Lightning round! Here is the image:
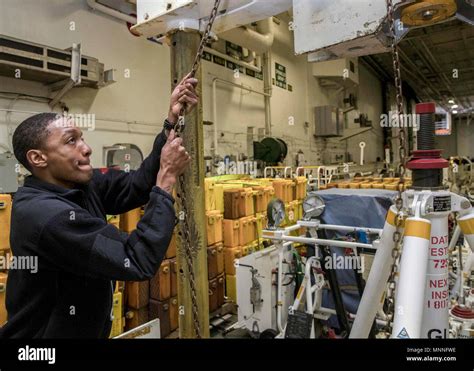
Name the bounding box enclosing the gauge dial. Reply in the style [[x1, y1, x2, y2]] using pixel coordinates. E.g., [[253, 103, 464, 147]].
[[267, 198, 286, 228]]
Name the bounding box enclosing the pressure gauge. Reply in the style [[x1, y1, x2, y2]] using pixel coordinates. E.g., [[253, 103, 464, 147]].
[[303, 194, 325, 220], [267, 198, 286, 229]]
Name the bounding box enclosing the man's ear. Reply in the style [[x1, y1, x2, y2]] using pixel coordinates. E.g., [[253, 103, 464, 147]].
[[26, 149, 48, 169]]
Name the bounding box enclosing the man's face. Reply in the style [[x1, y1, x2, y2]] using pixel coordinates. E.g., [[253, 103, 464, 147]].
[[38, 118, 93, 186]]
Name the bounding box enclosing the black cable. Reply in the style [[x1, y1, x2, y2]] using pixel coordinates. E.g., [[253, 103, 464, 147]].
[[319, 230, 351, 337]]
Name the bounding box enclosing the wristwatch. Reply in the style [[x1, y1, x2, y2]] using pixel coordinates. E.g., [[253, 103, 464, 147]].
[[164, 118, 176, 131]]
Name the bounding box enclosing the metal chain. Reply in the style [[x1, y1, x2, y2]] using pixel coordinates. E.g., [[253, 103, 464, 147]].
[[383, 0, 407, 336], [173, 0, 222, 338]]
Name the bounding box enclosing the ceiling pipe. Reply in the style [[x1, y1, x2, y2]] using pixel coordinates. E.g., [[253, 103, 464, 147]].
[[218, 18, 274, 54], [86, 0, 136, 24]]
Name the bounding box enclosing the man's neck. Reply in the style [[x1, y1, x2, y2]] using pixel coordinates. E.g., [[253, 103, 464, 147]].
[[33, 173, 76, 190]]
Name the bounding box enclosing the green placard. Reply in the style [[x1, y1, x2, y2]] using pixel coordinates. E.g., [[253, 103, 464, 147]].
[[213, 55, 226, 67], [203, 51, 212, 62], [275, 62, 287, 89], [246, 68, 256, 78]]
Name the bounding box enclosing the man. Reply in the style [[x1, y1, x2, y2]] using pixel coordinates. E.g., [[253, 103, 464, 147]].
[[0, 75, 199, 338]]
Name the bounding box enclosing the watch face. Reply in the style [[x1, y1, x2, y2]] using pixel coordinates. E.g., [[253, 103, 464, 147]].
[[303, 195, 325, 220], [267, 198, 286, 228]]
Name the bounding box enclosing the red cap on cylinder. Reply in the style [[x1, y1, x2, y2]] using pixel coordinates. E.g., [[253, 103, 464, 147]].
[[416, 102, 436, 114]]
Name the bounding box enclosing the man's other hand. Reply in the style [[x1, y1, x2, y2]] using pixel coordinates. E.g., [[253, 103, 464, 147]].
[[156, 130, 191, 193]]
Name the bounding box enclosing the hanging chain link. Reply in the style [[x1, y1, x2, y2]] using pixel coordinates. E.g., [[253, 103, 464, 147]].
[[173, 0, 222, 339], [383, 0, 408, 337]]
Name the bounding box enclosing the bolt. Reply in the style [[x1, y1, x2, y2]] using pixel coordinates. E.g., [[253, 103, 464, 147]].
[[422, 10, 436, 20], [144, 12, 149, 20]]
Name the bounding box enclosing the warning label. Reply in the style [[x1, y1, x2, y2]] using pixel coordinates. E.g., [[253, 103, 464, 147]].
[[433, 196, 451, 212]]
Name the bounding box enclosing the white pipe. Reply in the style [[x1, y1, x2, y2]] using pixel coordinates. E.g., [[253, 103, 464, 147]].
[[298, 221, 383, 236], [212, 78, 218, 160], [262, 233, 374, 250], [204, 47, 261, 73], [87, 0, 136, 24], [0, 108, 162, 128], [263, 52, 272, 136], [448, 225, 461, 251], [242, 49, 256, 64], [277, 245, 284, 333], [219, 18, 274, 55], [392, 217, 431, 339]]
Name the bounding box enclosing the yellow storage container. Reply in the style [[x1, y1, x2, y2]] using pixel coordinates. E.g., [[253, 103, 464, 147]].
[[246, 240, 259, 254], [223, 219, 241, 248], [0, 195, 12, 252], [226, 275, 237, 303], [349, 182, 361, 189], [206, 210, 223, 246], [290, 200, 300, 223], [254, 240, 264, 252], [120, 207, 141, 233], [263, 186, 275, 207], [287, 180, 296, 202], [255, 212, 268, 239], [205, 179, 224, 213], [339, 183, 350, 189], [107, 215, 120, 229], [294, 176, 308, 200], [0, 272, 6, 326], [272, 179, 293, 203], [360, 183, 373, 189], [166, 233, 177, 259], [252, 186, 266, 214], [239, 216, 257, 246], [224, 247, 241, 275], [295, 200, 303, 221], [284, 202, 297, 226], [384, 184, 398, 191], [241, 245, 250, 257], [109, 284, 124, 338], [239, 188, 255, 217]]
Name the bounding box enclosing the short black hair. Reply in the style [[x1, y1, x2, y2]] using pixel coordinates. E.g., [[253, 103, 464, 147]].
[[12, 112, 59, 172]]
